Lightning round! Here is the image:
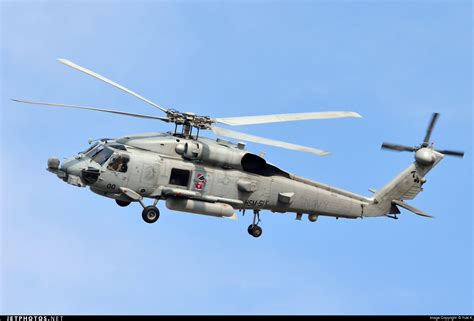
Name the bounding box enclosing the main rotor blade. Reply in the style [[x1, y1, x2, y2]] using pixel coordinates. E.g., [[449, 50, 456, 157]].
[[381, 142, 417, 152], [57, 58, 168, 113], [212, 126, 329, 156], [423, 112, 440, 145], [435, 149, 464, 157], [12, 99, 170, 122], [214, 111, 362, 126]]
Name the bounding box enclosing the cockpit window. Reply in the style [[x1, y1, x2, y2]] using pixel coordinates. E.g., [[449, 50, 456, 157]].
[[89, 145, 104, 158], [91, 146, 114, 165], [109, 144, 127, 151], [85, 144, 102, 158], [81, 142, 99, 156], [107, 154, 130, 173]]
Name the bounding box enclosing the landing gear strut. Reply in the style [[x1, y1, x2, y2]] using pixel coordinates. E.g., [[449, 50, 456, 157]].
[[248, 210, 263, 238], [119, 187, 160, 224]]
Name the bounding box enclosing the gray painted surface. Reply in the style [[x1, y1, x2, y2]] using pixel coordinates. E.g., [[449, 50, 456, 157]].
[[51, 133, 444, 221]]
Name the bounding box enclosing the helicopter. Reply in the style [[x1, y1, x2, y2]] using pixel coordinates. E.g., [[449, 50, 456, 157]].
[[13, 59, 465, 238]]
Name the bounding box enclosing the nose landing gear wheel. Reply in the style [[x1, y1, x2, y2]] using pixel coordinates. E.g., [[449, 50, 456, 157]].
[[142, 206, 160, 223], [248, 224, 262, 238]]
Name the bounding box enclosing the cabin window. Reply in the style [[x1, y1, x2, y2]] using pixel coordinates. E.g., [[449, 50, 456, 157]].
[[107, 154, 130, 173], [169, 168, 190, 187]]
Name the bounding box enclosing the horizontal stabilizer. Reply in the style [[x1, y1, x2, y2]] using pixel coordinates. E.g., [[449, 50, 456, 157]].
[[392, 200, 433, 218]]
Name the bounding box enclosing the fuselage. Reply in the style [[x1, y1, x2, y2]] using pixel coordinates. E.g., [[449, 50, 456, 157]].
[[49, 132, 416, 220]]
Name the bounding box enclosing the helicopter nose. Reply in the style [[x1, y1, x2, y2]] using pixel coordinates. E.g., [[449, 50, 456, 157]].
[[54, 157, 88, 187], [61, 159, 85, 177], [47, 157, 60, 171]]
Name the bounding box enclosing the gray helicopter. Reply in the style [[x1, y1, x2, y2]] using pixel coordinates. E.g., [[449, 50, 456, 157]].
[[13, 59, 464, 238]]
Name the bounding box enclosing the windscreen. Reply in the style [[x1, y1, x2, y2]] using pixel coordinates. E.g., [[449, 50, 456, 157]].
[[81, 142, 99, 156], [91, 146, 114, 165]]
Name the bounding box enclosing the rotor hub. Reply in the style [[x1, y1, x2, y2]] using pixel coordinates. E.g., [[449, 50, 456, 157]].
[[415, 148, 436, 166]]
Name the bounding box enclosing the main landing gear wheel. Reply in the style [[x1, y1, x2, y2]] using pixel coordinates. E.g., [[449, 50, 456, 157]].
[[142, 205, 160, 223], [248, 224, 263, 238], [116, 200, 131, 207]]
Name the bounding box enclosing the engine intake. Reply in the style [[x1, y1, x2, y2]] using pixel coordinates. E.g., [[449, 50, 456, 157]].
[[175, 139, 290, 177], [175, 140, 246, 168]]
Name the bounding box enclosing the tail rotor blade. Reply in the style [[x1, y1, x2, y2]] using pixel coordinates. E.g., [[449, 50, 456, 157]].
[[422, 112, 440, 146], [435, 149, 464, 157], [381, 142, 416, 152]]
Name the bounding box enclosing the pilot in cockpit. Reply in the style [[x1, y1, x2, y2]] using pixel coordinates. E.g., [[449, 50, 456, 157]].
[[107, 154, 130, 173]]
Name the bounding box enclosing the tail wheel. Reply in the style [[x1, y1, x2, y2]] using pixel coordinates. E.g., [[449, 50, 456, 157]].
[[247, 224, 262, 238], [142, 206, 160, 223], [116, 200, 131, 207]]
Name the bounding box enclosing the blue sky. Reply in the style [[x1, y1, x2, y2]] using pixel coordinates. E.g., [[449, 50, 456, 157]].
[[1, 0, 472, 315]]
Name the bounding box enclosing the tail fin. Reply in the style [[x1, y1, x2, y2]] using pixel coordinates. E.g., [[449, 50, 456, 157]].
[[371, 113, 464, 218], [374, 150, 444, 202], [372, 151, 444, 215]]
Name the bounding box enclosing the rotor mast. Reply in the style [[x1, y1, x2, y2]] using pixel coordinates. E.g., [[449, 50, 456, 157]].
[[170, 111, 214, 139]]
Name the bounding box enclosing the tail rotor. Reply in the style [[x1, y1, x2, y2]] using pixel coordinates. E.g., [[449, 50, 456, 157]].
[[381, 113, 464, 160]]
